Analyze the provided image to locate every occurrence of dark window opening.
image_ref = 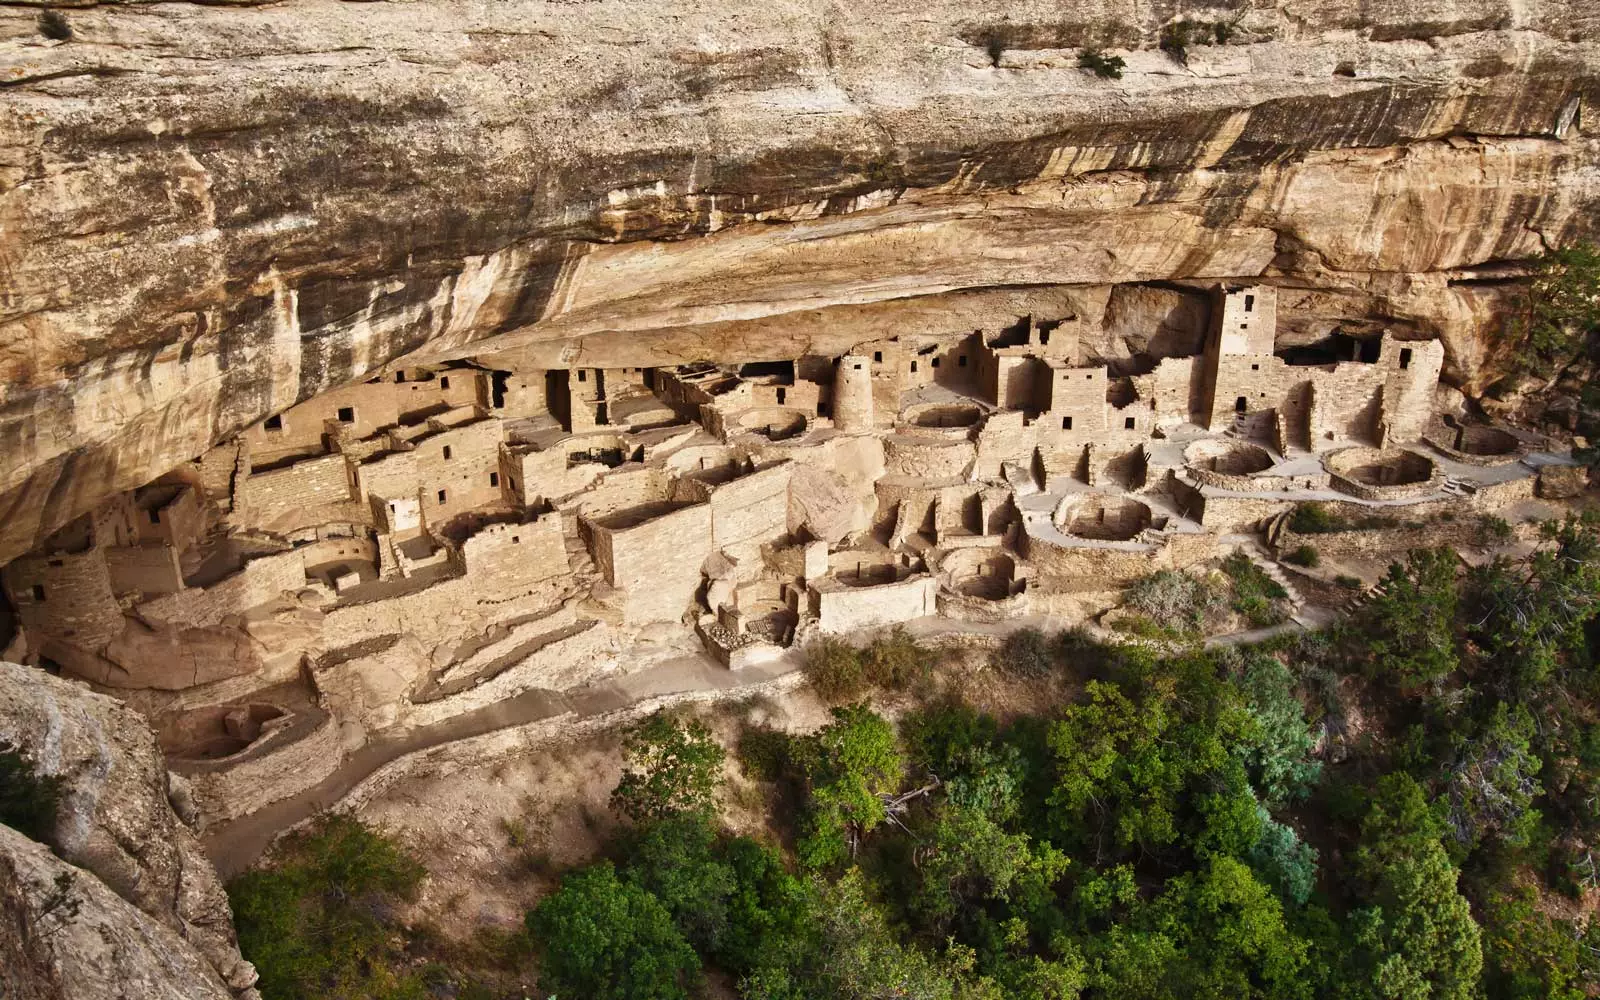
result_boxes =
[1244,294,1255,312]
[337,406,355,423]
[1062,416,1073,430]
[1251,363,1260,371]
[388,502,396,511]
[776,388,787,405]
[578,370,587,382]
[264,414,283,431]
[852,363,862,370]
[491,371,509,408]
[958,356,968,367]
[440,376,450,390]
[1041,330,1051,345]
[1358,338,1382,363]
[1399,348,1413,370]
[489,472,499,487]
[437,489,447,504]
[910,362,918,373]
[1235,396,1248,413]
[873,351,883,363]
[1240,322,1248,330]
[443,445,452,460]
[395,371,405,383]
[508,477,516,492]
[511,535,520,544]
[1124,417,1136,429]
[932,358,941,369]
[596,403,607,425]
[31,585,45,601]
[148,508,161,525]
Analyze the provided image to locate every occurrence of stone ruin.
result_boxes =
[0,282,1580,827]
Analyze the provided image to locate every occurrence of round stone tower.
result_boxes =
[832,355,874,432]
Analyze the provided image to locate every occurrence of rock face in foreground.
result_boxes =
[0,661,259,999]
[2,0,1598,563]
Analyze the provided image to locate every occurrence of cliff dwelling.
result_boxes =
[0,279,1579,831]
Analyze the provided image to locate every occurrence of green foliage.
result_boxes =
[861,627,938,690]
[1514,241,1600,382]
[1479,515,1514,545]
[1335,574,1363,590]
[228,814,428,1000]
[1126,570,1224,633]
[1290,503,1342,534]
[611,711,726,823]
[1441,703,1541,852]
[1480,885,1591,1000]
[1160,16,1243,63]
[1345,547,1460,688]
[0,739,62,843]
[794,704,904,869]
[1233,653,1322,807]
[1345,775,1483,1000]
[911,803,1069,931]
[1284,545,1320,568]
[529,861,700,1000]
[1248,808,1318,905]
[1077,49,1125,79]
[1147,856,1311,999]
[804,637,869,703]
[992,626,1057,677]
[1222,552,1290,627]
[623,815,737,952]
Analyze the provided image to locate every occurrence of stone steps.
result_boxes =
[1238,539,1304,611]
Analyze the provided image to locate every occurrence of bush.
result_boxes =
[803,637,867,703]
[229,814,428,1000]
[37,10,71,41]
[1479,515,1514,545]
[0,739,62,844]
[860,627,937,691]
[1222,552,1289,627]
[992,626,1056,678]
[611,711,726,823]
[1335,574,1364,590]
[1289,503,1343,534]
[1126,570,1223,632]
[1077,49,1125,79]
[1284,545,1320,568]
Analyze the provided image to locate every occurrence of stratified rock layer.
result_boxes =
[2,0,1598,563]
[0,660,259,998]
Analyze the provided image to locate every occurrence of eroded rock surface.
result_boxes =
[0,660,259,998]
[1,0,1597,563]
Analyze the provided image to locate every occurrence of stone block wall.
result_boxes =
[244,381,403,468]
[104,544,185,597]
[2,548,124,650]
[456,513,567,584]
[136,549,307,630]
[811,575,936,633]
[241,454,356,525]
[708,463,793,549]
[591,503,713,624]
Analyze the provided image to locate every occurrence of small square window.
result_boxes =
[958,356,968,367]
[440,376,450,390]
[1062,416,1073,430]
[388,502,396,511]
[395,371,405,383]
[873,351,883,363]
[443,445,452,460]
[910,362,918,373]
[1244,294,1255,312]
[1251,363,1260,371]
[932,358,941,368]
[31,585,45,601]
[489,472,499,487]
[1041,330,1051,345]
[578,370,587,382]
[263,414,283,431]
[1240,322,1248,330]
[337,406,355,423]
[437,489,447,504]
[853,363,862,370]
[1124,417,1136,430]
[511,535,520,544]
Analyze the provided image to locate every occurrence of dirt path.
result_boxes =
[202,651,795,878]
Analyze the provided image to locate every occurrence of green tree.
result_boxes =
[1233,653,1322,808]
[1346,548,1460,688]
[716,835,816,981]
[228,814,428,1000]
[1248,807,1318,906]
[1345,775,1483,1000]
[912,804,1069,932]
[1150,856,1311,1000]
[1513,241,1600,384]
[622,814,736,953]
[528,861,700,1000]
[611,711,726,823]
[1479,885,1589,1000]
[795,704,904,869]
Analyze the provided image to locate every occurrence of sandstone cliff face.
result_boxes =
[0,660,259,998]
[1,0,1597,563]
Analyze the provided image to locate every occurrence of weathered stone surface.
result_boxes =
[0,660,258,997]
[1,0,1597,563]
[0,824,238,1000]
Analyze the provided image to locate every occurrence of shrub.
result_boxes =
[229,814,427,1000]
[1479,515,1514,545]
[1126,569,1223,632]
[611,711,726,823]
[1289,503,1343,534]
[860,627,937,691]
[1077,49,1125,79]
[1222,552,1289,627]
[803,637,867,703]
[38,10,71,41]
[0,739,62,844]
[992,626,1056,678]
[1284,545,1320,568]
[1335,574,1364,590]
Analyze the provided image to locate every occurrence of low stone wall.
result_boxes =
[402,621,614,728]
[186,710,344,825]
[1023,531,1215,590]
[936,588,1030,623]
[137,549,307,630]
[811,575,936,634]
